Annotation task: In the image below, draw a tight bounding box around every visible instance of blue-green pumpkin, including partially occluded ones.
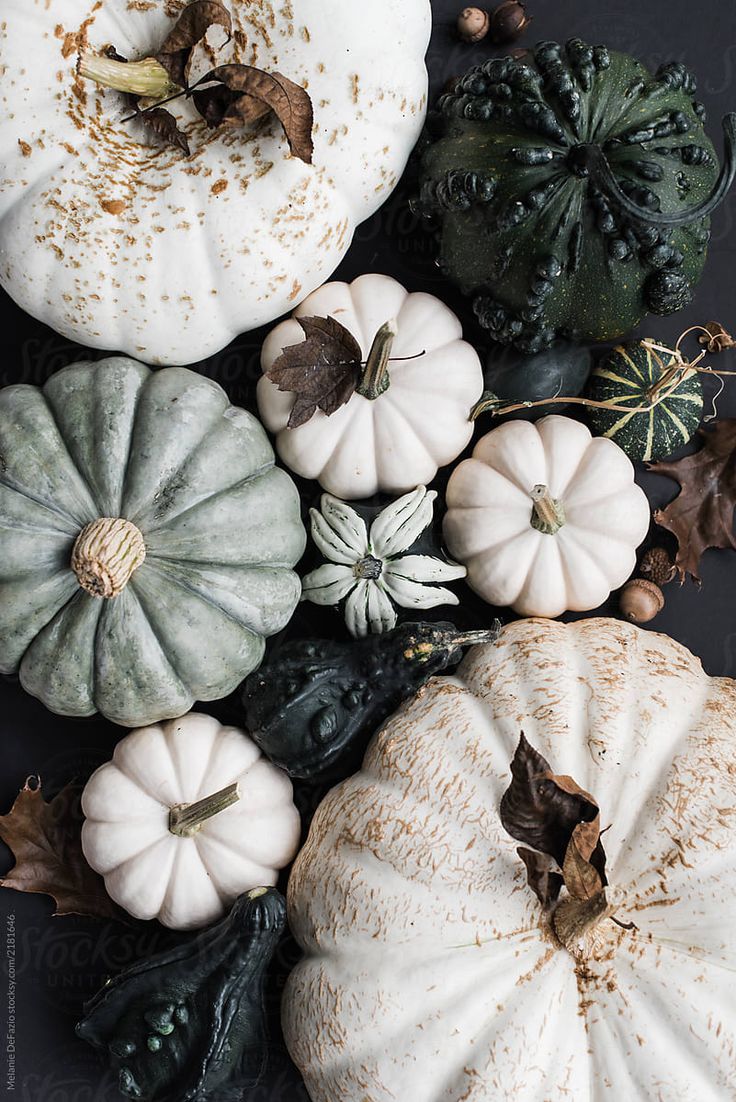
[0,359,306,727]
[585,340,704,461]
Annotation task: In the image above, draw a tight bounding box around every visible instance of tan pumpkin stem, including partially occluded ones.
[530,485,566,535]
[72,518,147,599]
[77,51,179,99]
[357,320,399,400]
[169,782,241,838]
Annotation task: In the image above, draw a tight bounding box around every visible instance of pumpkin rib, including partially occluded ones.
[137,459,276,537]
[128,567,265,698]
[17,588,102,715]
[93,585,193,726]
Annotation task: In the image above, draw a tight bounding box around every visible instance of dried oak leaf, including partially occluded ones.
[197,64,314,163]
[0,778,121,920]
[192,84,271,129]
[649,420,736,582]
[156,0,232,87]
[266,315,364,429]
[500,733,607,907]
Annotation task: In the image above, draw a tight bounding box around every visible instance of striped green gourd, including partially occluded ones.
[585,341,703,461]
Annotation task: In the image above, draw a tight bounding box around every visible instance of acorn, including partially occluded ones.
[619,579,665,624]
[639,547,676,587]
[489,1,532,44]
[457,7,490,43]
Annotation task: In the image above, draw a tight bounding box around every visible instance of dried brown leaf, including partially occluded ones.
[0,779,121,920]
[562,823,604,901]
[156,0,232,87]
[192,84,271,129]
[266,315,364,429]
[649,420,736,582]
[137,106,191,155]
[198,64,314,163]
[500,734,608,902]
[517,847,563,908]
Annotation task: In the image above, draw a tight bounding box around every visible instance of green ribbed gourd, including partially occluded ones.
[0,359,306,727]
[417,39,736,353]
[585,340,704,461]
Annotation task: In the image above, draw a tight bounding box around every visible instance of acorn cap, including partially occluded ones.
[639,547,676,587]
[620,579,665,624]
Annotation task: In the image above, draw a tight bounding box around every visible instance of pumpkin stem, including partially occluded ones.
[530,485,566,535]
[584,113,736,227]
[169,782,241,837]
[77,51,180,99]
[357,320,399,401]
[71,518,146,599]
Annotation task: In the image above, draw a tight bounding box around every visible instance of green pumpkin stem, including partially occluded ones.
[357,320,399,401]
[77,51,180,99]
[580,113,736,227]
[169,782,241,837]
[530,485,566,535]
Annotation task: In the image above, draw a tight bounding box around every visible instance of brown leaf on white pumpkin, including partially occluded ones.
[192,84,272,129]
[562,823,604,901]
[197,64,314,163]
[500,733,608,897]
[266,315,364,429]
[0,779,122,921]
[156,0,232,88]
[517,847,563,908]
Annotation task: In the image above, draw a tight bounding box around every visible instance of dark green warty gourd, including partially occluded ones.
[417,40,736,352]
[242,622,500,781]
[76,888,285,1102]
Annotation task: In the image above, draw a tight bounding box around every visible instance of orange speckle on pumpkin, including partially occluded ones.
[100,198,126,216]
[18,140,32,158]
[211,179,228,195]
[289,279,302,301]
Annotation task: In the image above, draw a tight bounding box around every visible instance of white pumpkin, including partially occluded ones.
[0,1,431,365]
[284,618,736,1102]
[444,415,650,616]
[258,274,484,499]
[81,712,300,930]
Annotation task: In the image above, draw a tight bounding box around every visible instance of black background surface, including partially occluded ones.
[2,2,736,1100]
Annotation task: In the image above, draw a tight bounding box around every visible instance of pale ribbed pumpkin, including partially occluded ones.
[285,617,736,1102]
[0,358,305,727]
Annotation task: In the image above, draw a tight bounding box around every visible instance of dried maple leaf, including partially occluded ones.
[500,733,607,907]
[192,84,271,129]
[649,420,736,582]
[156,0,232,88]
[197,64,314,163]
[266,315,364,429]
[0,778,121,920]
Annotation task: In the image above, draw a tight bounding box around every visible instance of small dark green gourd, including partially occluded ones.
[585,340,704,461]
[417,40,736,352]
[76,888,285,1102]
[242,621,500,781]
[476,341,593,420]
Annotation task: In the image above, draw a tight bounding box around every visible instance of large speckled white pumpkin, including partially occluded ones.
[0,0,431,364]
[284,618,736,1102]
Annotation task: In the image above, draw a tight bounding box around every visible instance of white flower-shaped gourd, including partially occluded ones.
[258,275,484,498]
[81,713,300,930]
[444,415,650,617]
[0,1,431,364]
[302,487,466,637]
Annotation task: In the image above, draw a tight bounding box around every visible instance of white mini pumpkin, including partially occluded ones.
[444,415,649,616]
[285,618,736,1102]
[0,1,431,365]
[81,712,300,930]
[258,274,484,499]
